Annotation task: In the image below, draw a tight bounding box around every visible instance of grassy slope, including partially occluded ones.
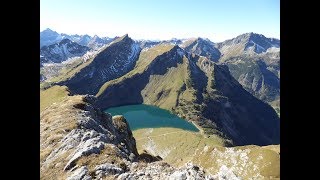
[49,57,95,83]
[40,85,70,112]
[133,128,225,164]
[133,127,280,179]
[40,56,94,90]
[141,56,188,110]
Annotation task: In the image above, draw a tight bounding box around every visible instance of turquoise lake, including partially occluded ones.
[105,104,199,132]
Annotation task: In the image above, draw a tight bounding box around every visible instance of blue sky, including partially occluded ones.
[40,0,279,42]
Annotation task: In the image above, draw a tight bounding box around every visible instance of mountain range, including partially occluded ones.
[40,29,280,112]
[40,29,280,179]
[40,30,280,111]
[40,28,113,49]
[40,31,280,145]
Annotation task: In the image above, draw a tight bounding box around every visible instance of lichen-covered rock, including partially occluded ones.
[94,163,123,178]
[67,166,92,180]
[212,165,240,180]
[112,115,138,155]
[117,162,214,180]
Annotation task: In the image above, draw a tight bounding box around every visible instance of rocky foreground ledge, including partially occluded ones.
[40,95,238,179]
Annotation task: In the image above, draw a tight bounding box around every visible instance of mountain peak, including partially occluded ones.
[81,34,91,38]
[113,34,132,44]
[44,28,52,31]
[217,32,280,56]
[237,32,279,42]
[122,34,129,39]
[40,28,59,36]
[247,32,267,40]
[195,37,201,40]
[42,28,56,33]
[59,38,73,44]
[181,37,221,62]
[93,35,99,38]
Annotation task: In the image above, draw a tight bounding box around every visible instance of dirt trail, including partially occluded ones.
[136,130,185,141]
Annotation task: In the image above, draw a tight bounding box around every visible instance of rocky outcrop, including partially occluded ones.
[40,95,138,179]
[118,162,217,180]
[67,166,91,180]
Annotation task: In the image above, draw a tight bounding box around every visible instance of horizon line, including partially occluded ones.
[40,28,280,43]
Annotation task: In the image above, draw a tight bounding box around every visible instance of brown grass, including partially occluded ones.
[133,128,279,179]
[40,85,70,112]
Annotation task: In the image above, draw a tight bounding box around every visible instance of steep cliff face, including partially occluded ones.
[40,91,219,179]
[95,44,280,146]
[57,35,141,95]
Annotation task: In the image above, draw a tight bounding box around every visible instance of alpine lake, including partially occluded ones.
[105,104,199,132]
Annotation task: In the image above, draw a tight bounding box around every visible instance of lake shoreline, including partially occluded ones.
[105,104,199,132]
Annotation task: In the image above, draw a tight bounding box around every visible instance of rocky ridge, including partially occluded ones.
[216,32,280,60]
[55,34,141,95]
